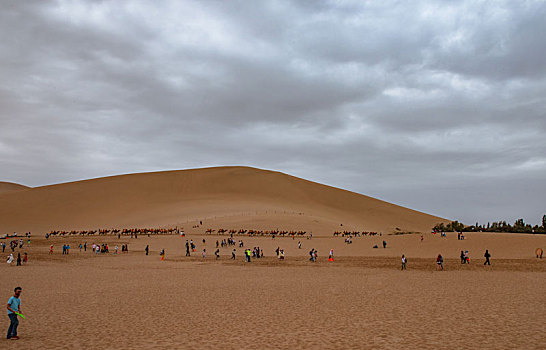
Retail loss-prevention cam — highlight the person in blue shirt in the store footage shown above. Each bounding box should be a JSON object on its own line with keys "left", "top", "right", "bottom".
{"left": 6, "top": 286, "right": 22, "bottom": 340}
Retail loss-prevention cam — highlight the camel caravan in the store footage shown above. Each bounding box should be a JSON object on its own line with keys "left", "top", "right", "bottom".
{"left": 46, "top": 227, "right": 179, "bottom": 237}
{"left": 333, "top": 231, "right": 379, "bottom": 237}
{"left": 204, "top": 228, "right": 308, "bottom": 237}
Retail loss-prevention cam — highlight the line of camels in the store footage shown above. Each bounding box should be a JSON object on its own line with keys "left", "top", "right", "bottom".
{"left": 204, "top": 229, "right": 308, "bottom": 236}
{"left": 46, "top": 228, "right": 178, "bottom": 236}
{"left": 333, "top": 231, "right": 379, "bottom": 237}
{"left": 44, "top": 228, "right": 379, "bottom": 237}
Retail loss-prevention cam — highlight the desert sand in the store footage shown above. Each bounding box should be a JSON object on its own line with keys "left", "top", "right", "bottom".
{"left": 1, "top": 167, "right": 545, "bottom": 349}
{"left": 0, "top": 182, "right": 29, "bottom": 195}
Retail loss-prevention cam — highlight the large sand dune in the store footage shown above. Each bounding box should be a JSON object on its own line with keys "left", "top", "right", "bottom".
{"left": 0, "top": 166, "right": 446, "bottom": 234}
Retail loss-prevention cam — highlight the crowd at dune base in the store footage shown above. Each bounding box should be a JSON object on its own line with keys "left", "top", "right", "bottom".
{"left": 4, "top": 230, "right": 542, "bottom": 270}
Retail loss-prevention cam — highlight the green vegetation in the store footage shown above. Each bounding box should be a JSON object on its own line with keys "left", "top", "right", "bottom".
{"left": 433, "top": 215, "right": 546, "bottom": 234}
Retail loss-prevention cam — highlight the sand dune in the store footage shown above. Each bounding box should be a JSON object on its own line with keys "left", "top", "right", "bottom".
{"left": 0, "top": 181, "right": 29, "bottom": 194}
{"left": 0, "top": 166, "right": 447, "bottom": 234}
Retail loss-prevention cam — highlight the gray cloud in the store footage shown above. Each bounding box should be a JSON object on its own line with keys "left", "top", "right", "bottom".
{"left": 1, "top": 0, "right": 545, "bottom": 225}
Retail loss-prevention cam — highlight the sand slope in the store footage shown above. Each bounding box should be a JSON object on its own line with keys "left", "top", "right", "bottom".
{"left": 0, "top": 181, "right": 29, "bottom": 194}
{"left": 0, "top": 166, "right": 447, "bottom": 234}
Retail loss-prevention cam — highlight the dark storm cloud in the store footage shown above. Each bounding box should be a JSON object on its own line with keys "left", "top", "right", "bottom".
{"left": 0, "top": 0, "right": 545, "bottom": 225}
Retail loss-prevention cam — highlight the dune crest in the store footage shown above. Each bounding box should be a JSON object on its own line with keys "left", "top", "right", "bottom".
{"left": 0, "top": 166, "right": 447, "bottom": 233}
{"left": 0, "top": 181, "right": 30, "bottom": 194}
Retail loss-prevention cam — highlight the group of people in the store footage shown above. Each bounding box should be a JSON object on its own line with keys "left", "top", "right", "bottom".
{"left": 1, "top": 239, "right": 27, "bottom": 253}
{"left": 275, "top": 247, "right": 285, "bottom": 260}
{"left": 434, "top": 249, "right": 491, "bottom": 270}
{"left": 5, "top": 252, "right": 27, "bottom": 266}
{"left": 3, "top": 238, "right": 29, "bottom": 266}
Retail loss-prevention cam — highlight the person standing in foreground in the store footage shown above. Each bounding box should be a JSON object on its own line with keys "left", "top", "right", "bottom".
{"left": 484, "top": 250, "right": 491, "bottom": 266}
{"left": 6, "top": 287, "right": 22, "bottom": 340}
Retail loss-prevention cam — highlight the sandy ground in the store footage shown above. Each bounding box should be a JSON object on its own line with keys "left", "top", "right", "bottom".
{"left": 1, "top": 232, "right": 545, "bottom": 349}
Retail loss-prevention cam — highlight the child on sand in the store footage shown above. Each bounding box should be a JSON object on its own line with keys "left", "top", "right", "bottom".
{"left": 6, "top": 286, "right": 23, "bottom": 340}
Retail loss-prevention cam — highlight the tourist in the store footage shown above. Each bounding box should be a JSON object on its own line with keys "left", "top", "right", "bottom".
{"left": 22, "top": 253, "right": 27, "bottom": 264}
{"left": 383, "top": 240, "right": 387, "bottom": 249}
{"left": 49, "top": 245, "right": 53, "bottom": 254}
{"left": 231, "top": 249, "right": 236, "bottom": 260}
{"left": 329, "top": 249, "right": 334, "bottom": 262}
{"left": 401, "top": 255, "right": 407, "bottom": 270}
{"left": 6, "top": 286, "right": 22, "bottom": 340}
{"left": 460, "top": 250, "right": 465, "bottom": 264}
{"left": 185, "top": 241, "right": 190, "bottom": 256}
{"left": 215, "top": 249, "right": 220, "bottom": 259}
{"left": 464, "top": 250, "right": 469, "bottom": 264}
{"left": 16, "top": 253, "right": 21, "bottom": 266}
{"left": 298, "top": 241, "right": 302, "bottom": 249}
{"left": 202, "top": 249, "right": 206, "bottom": 259}
{"left": 145, "top": 245, "right": 149, "bottom": 256}
{"left": 6, "top": 254, "right": 14, "bottom": 264}
{"left": 484, "top": 250, "right": 491, "bottom": 265}
{"left": 436, "top": 254, "right": 444, "bottom": 270}
{"left": 1, "top": 242, "right": 5, "bottom": 253}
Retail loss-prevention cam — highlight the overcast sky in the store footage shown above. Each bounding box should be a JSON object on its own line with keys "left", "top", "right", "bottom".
{"left": 1, "top": 1, "right": 545, "bottom": 225}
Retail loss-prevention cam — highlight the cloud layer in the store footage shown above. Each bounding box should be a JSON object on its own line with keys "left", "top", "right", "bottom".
{"left": 1, "top": 0, "right": 545, "bottom": 225}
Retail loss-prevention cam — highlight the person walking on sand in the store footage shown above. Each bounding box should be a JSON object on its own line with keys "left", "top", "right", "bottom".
{"left": 460, "top": 250, "right": 465, "bottom": 264}
{"left": 1, "top": 242, "right": 5, "bottom": 253}
{"left": 401, "top": 255, "right": 407, "bottom": 270}
{"left": 145, "top": 245, "right": 149, "bottom": 256}
{"left": 6, "top": 286, "right": 22, "bottom": 340}
{"left": 185, "top": 241, "right": 190, "bottom": 257}
{"left": 484, "top": 250, "right": 491, "bottom": 265}
{"left": 436, "top": 254, "right": 444, "bottom": 270}
{"left": 329, "top": 249, "right": 334, "bottom": 262}
{"left": 231, "top": 249, "right": 236, "bottom": 260}
{"left": 16, "top": 253, "right": 21, "bottom": 267}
